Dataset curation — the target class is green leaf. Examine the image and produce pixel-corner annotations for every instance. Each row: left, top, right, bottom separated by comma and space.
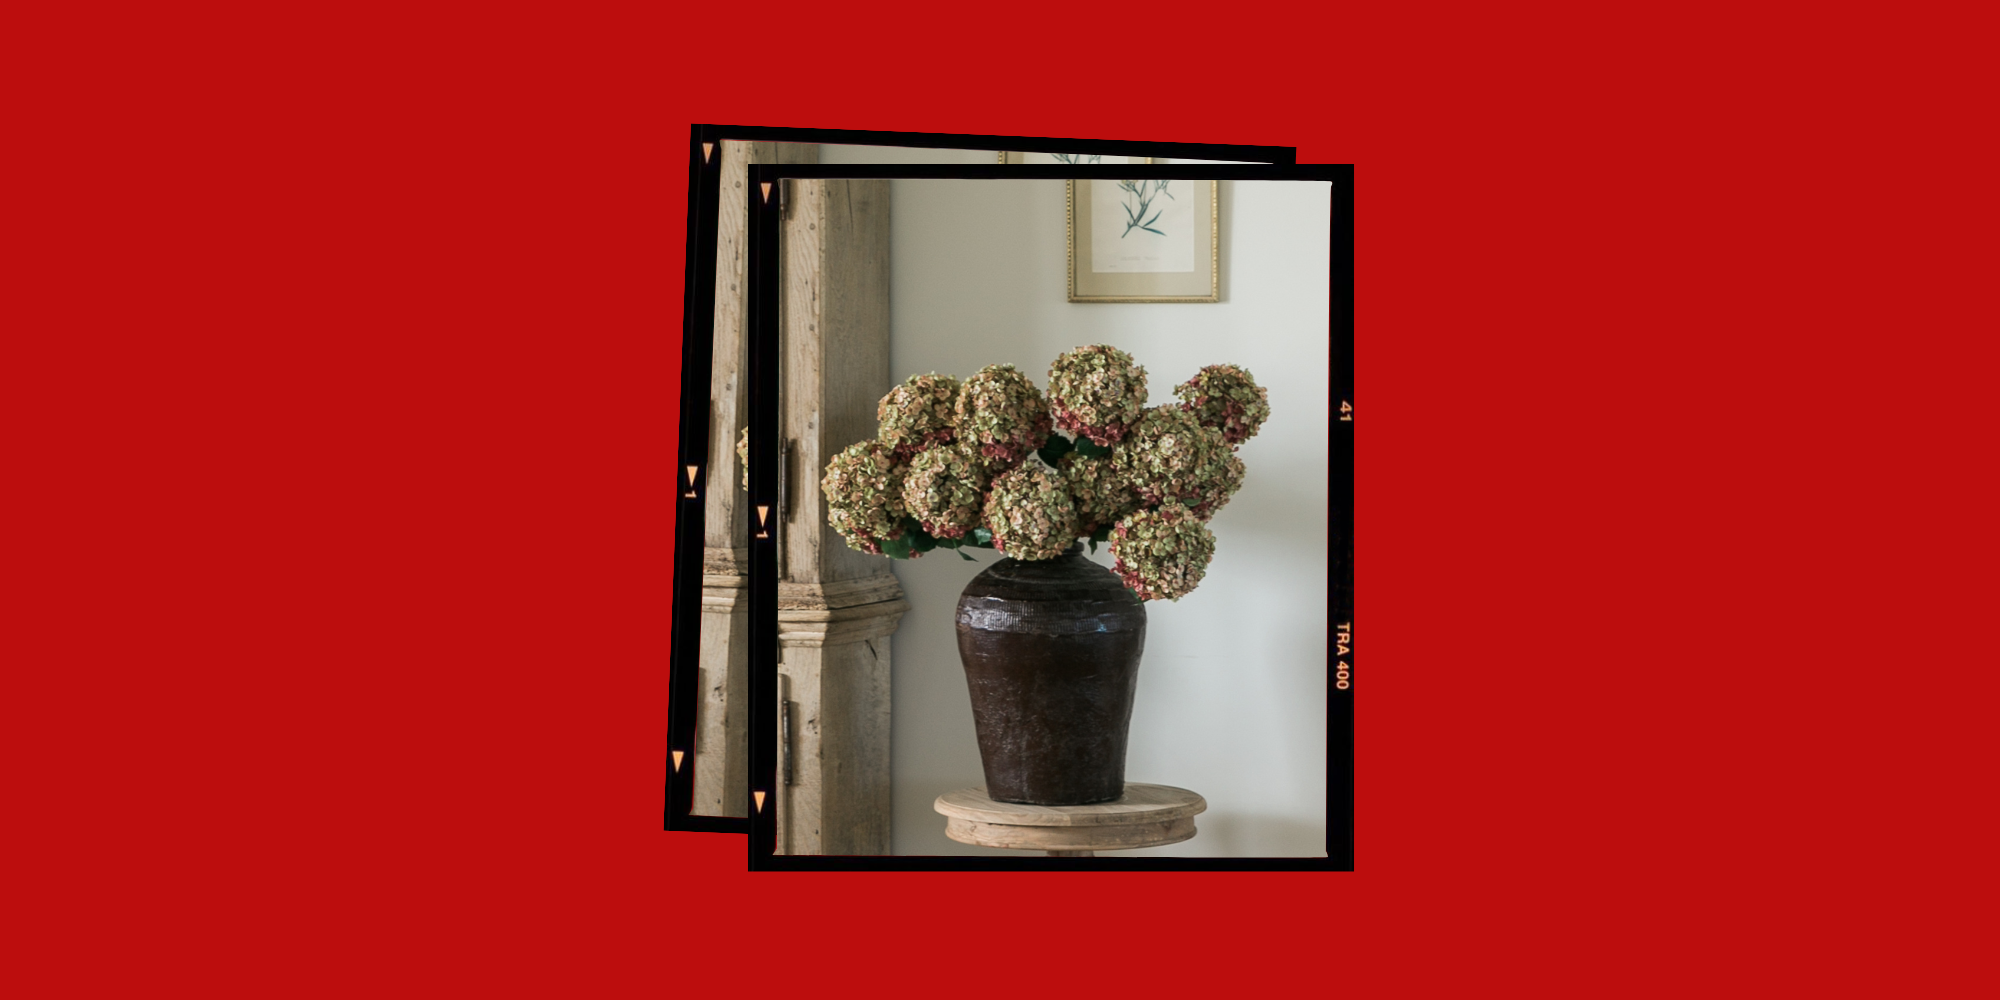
957, 549, 976, 561
969, 527, 995, 549
1089, 523, 1113, 543
1072, 437, 1112, 459
1037, 431, 1075, 467
881, 534, 914, 559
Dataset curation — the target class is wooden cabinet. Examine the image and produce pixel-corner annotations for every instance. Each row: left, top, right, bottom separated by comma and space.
696, 140, 903, 853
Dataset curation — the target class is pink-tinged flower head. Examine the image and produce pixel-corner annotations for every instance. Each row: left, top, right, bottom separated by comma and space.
1111, 405, 1244, 519
877, 372, 961, 460
954, 363, 1051, 478
1047, 345, 1147, 447
981, 464, 1081, 562
1109, 505, 1216, 602
1060, 450, 1140, 535
901, 444, 987, 539
822, 440, 907, 555
1174, 364, 1271, 447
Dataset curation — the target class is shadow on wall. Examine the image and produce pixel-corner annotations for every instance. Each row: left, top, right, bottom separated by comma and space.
1124, 812, 1328, 859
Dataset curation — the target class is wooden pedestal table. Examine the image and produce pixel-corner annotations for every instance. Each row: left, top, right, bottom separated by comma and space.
934, 784, 1206, 857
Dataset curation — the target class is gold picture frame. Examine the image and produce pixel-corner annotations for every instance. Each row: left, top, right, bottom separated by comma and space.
1067, 178, 1219, 303
995, 152, 1220, 301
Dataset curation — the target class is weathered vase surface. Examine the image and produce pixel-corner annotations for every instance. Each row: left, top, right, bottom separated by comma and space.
955, 543, 1146, 805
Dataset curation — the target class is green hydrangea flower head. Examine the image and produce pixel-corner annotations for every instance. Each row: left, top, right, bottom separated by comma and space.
821, 440, 907, 555
1174, 364, 1271, 447
981, 464, 1081, 561
954, 363, 1051, 478
1111, 405, 1245, 519
877, 372, 961, 460
901, 444, 987, 540
1109, 505, 1216, 601
1046, 345, 1147, 447
1060, 450, 1140, 535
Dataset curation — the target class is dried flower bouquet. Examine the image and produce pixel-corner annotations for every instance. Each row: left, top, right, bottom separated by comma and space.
821, 347, 1269, 602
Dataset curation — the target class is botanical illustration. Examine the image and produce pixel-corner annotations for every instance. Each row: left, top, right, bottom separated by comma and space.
1088, 179, 1196, 274
821, 346, 1270, 601
1116, 178, 1175, 238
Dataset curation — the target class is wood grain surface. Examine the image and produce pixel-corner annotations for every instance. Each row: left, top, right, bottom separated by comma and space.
943, 815, 1197, 852
934, 784, 1205, 852
934, 783, 1206, 827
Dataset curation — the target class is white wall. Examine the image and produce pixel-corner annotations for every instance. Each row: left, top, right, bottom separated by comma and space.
840, 170, 1332, 857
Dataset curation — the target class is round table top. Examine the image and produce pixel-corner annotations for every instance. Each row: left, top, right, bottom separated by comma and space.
935, 783, 1206, 829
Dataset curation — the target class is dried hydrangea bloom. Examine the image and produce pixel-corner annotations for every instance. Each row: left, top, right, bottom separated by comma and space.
1174, 364, 1271, 447
821, 440, 907, 555
1112, 405, 1245, 519
1193, 451, 1247, 519
1109, 505, 1216, 602
1046, 345, 1147, 447
1060, 451, 1140, 535
737, 426, 749, 491
954, 363, 1051, 478
901, 445, 987, 539
876, 372, 961, 460
981, 464, 1081, 561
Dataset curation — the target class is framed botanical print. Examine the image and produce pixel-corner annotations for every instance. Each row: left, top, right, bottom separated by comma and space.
1068, 177, 1219, 302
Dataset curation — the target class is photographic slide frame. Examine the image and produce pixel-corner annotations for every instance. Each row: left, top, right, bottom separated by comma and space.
666, 127, 1294, 835
741, 160, 1351, 870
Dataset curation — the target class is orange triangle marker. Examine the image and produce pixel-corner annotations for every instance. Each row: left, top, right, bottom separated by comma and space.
671, 750, 683, 771
757, 504, 770, 525
753, 791, 766, 812
760, 182, 772, 202
702, 142, 714, 163
687, 464, 698, 485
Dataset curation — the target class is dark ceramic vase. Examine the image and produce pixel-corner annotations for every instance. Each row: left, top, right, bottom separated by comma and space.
954, 543, 1146, 805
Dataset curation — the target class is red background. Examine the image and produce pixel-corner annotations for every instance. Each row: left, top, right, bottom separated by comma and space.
11, 3, 1989, 995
